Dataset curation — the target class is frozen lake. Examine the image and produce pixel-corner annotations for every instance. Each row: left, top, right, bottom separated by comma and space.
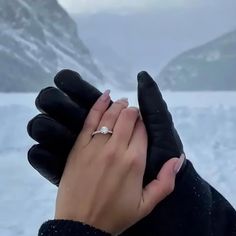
0, 91, 236, 235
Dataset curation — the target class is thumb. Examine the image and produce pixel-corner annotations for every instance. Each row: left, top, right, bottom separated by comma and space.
139, 155, 185, 217
137, 71, 171, 123
137, 71, 184, 185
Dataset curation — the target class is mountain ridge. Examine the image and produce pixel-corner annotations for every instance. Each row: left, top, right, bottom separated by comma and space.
158, 29, 236, 91
0, 0, 103, 92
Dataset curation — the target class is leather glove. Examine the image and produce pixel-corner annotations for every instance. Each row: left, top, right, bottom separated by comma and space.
27, 70, 236, 236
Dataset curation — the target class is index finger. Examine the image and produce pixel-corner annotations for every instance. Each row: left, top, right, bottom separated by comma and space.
54, 69, 103, 109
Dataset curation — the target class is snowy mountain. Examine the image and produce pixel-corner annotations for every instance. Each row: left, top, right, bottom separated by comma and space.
79, 33, 135, 90
158, 30, 236, 91
0, 0, 103, 92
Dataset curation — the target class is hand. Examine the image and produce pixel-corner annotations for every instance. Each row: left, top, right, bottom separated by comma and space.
27, 70, 185, 186
55, 91, 183, 235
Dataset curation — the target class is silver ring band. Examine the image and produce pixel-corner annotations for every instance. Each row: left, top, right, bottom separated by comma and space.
92, 126, 113, 136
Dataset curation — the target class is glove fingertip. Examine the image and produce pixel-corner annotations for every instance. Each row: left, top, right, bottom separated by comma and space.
54, 69, 82, 88
27, 144, 39, 167
54, 69, 104, 109
137, 71, 156, 86
35, 87, 55, 112
27, 117, 34, 138
137, 71, 162, 94
27, 114, 51, 140
137, 71, 164, 114
137, 70, 151, 80
27, 145, 62, 186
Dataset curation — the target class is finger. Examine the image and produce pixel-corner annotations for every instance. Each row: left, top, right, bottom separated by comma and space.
128, 119, 147, 168
138, 71, 171, 123
27, 114, 76, 154
28, 144, 66, 186
137, 71, 184, 184
110, 107, 139, 148
78, 90, 111, 147
137, 71, 183, 153
54, 69, 105, 109
91, 98, 128, 145
35, 87, 87, 133
139, 156, 185, 217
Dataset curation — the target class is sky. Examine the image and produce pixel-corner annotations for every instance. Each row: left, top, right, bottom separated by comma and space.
58, 0, 200, 14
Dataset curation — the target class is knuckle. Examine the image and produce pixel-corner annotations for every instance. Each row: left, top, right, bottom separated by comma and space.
129, 154, 142, 170
104, 147, 117, 162
144, 203, 154, 216
162, 182, 175, 196
103, 110, 117, 121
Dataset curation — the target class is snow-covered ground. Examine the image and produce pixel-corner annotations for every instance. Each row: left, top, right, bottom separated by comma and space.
0, 91, 236, 235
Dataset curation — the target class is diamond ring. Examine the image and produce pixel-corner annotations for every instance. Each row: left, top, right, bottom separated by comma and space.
92, 126, 113, 136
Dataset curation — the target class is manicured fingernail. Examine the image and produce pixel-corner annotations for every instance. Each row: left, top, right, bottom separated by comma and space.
120, 97, 128, 102
173, 154, 185, 174
129, 106, 138, 110
116, 97, 129, 105
139, 110, 143, 120
100, 89, 111, 102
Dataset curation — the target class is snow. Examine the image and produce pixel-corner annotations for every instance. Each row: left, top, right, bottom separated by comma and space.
0, 91, 236, 235
206, 50, 221, 62
48, 42, 99, 84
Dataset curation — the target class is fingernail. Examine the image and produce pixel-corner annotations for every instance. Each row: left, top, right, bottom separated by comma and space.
120, 97, 128, 102
116, 97, 129, 105
100, 89, 111, 102
129, 106, 139, 112
173, 154, 185, 175
138, 110, 143, 120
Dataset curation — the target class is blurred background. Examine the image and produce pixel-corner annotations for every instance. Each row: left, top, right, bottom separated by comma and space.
0, 0, 235, 235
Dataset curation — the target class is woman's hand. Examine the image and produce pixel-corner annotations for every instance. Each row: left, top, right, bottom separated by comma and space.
55, 90, 184, 235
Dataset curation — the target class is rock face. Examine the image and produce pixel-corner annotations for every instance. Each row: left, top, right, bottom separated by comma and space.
0, 0, 103, 92
159, 30, 236, 91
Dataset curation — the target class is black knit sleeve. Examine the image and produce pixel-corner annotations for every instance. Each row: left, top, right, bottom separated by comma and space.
38, 220, 112, 236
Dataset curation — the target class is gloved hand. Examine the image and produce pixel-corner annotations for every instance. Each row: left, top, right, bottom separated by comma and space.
27, 70, 236, 236
27, 70, 103, 185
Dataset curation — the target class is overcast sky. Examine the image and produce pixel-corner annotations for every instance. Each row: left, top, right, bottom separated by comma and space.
58, 0, 202, 14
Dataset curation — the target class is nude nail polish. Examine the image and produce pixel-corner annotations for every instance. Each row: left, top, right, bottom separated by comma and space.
100, 90, 111, 102
119, 97, 128, 102
173, 154, 186, 174
116, 97, 129, 105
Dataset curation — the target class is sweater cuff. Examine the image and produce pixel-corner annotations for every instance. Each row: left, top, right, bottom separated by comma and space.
39, 220, 111, 236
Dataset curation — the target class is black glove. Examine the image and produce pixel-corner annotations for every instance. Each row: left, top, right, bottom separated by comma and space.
27, 70, 103, 185
137, 71, 185, 185
27, 70, 236, 236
